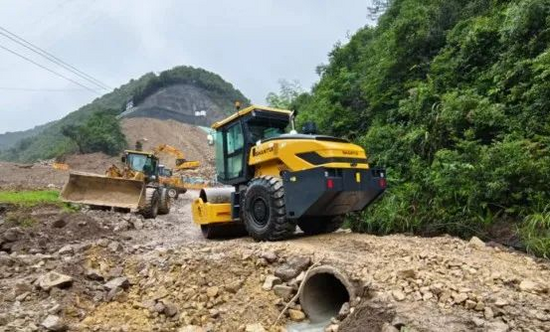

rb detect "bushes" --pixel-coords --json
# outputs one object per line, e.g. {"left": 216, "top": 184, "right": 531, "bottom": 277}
{"left": 298, "top": 0, "right": 550, "bottom": 257}
{"left": 61, "top": 110, "right": 126, "bottom": 156}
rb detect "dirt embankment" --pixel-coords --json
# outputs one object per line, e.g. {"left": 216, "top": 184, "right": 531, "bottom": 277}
{"left": 1, "top": 192, "right": 549, "bottom": 332}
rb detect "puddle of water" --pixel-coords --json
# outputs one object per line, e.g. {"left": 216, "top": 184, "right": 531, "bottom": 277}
{"left": 286, "top": 321, "right": 329, "bottom": 332}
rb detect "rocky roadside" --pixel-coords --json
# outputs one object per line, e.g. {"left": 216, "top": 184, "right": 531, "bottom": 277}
{"left": 1, "top": 195, "right": 550, "bottom": 332}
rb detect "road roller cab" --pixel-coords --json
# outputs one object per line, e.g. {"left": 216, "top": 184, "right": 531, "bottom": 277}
{"left": 192, "top": 105, "right": 387, "bottom": 240}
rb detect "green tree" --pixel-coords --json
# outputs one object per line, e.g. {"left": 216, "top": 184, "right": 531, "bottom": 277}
{"left": 266, "top": 80, "right": 304, "bottom": 109}
{"left": 297, "top": 0, "right": 550, "bottom": 257}
{"left": 61, "top": 110, "right": 127, "bottom": 156}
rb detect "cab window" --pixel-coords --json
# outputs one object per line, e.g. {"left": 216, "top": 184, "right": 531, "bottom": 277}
{"left": 226, "top": 123, "right": 244, "bottom": 179}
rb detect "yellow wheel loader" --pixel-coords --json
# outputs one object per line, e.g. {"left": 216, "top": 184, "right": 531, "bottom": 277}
{"left": 192, "top": 105, "right": 387, "bottom": 240}
{"left": 60, "top": 150, "right": 171, "bottom": 218}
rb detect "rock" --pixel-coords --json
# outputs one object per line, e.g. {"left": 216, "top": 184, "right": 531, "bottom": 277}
{"left": 519, "top": 280, "right": 544, "bottom": 293}
{"left": 85, "top": 269, "right": 104, "bottom": 281}
{"left": 108, "top": 241, "right": 123, "bottom": 252}
{"left": 494, "top": 298, "right": 508, "bottom": 307}
{"left": 484, "top": 307, "right": 494, "bottom": 319}
{"left": 262, "top": 275, "right": 282, "bottom": 291}
{"left": 381, "top": 323, "right": 399, "bottom": 332}
{"left": 57, "top": 245, "right": 73, "bottom": 255}
{"left": 39, "top": 272, "right": 73, "bottom": 291}
{"left": 0, "top": 255, "right": 14, "bottom": 267}
{"left": 14, "top": 280, "right": 32, "bottom": 296}
{"left": 397, "top": 269, "right": 417, "bottom": 279}
{"left": 245, "top": 323, "right": 266, "bottom": 332}
{"left": 325, "top": 324, "right": 339, "bottom": 332}
{"left": 153, "top": 301, "right": 166, "bottom": 313}
{"left": 178, "top": 326, "right": 206, "bottom": 332}
{"left": 225, "top": 280, "right": 243, "bottom": 294}
{"left": 288, "top": 309, "right": 306, "bottom": 322}
{"left": 338, "top": 302, "right": 350, "bottom": 319}
{"left": 274, "top": 266, "right": 299, "bottom": 281}
{"left": 274, "top": 256, "right": 311, "bottom": 281}
{"left": 468, "top": 236, "right": 485, "bottom": 249}
{"left": 41, "top": 315, "right": 66, "bottom": 331}
{"left": 465, "top": 300, "right": 477, "bottom": 310}
{"left": 392, "top": 290, "right": 406, "bottom": 301}
{"left": 287, "top": 256, "right": 311, "bottom": 272}
{"left": 104, "top": 277, "right": 130, "bottom": 290}
{"left": 273, "top": 285, "right": 294, "bottom": 300}
{"left": 486, "top": 321, "right": 509, "bottom": 332}
{"left": 260, "top": 251, "right": 278, "bottom": 263}
{"left": 439, "top": 291, "right": 452, "bottom": 303}
{"left": 206, "top": 286, "right": 219, "bottom": 298}
{"left": 452, "top": 293, "right": 468, "bottom": 304}
{"left": 162, "top": 301, "right": 178, "bottom": 317}
{"left": 3, "top": 228, "right": 21, "bottom": 242}
{"left": 131, "top": 218, "right": 144, "bottom": 230}
{"left": 474, "top": 301, "right": 485, "bottom": 311}
{"left": 472, "top": 317, "right": 485, "bottom": 327}
{"left": 51, "top": 217, "right": 67, "bottom": 229}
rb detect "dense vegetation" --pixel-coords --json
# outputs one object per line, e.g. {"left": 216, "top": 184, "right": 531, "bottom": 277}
{"left": 61, "top": 110, "right": 126, "bottom": 155}
{"left": 296, "top": 0, "right": 550, "bottom": 257}
{"left": 0, "top": 66, "right": 248, "bottom": 162}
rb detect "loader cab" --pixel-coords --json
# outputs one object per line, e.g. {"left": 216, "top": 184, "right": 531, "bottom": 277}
{"left": 122, "top": 151, "right": 159, "bottom": 178}
{"left": 212, "top": 106, "right": 292, "bottom": 185}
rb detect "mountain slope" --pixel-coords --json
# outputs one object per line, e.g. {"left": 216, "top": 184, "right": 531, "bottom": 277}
{"left": 0, "top": 66, "right": 248, "bottom": 162}
{"left": 0, "top": 121, "right": 53, "bottom": 151}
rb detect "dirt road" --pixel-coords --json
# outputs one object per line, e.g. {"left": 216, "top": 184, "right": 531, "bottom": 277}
{"left": 1, "top": 192, "right": 549, "bottom": 332}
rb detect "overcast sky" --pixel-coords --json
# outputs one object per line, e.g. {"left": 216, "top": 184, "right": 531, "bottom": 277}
{"left": 0, "top": 0, "right": 373, "bottom": 134}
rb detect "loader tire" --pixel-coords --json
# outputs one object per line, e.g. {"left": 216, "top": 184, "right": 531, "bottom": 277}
{"left": 298, "top": 215, "right": 344, "bottom": 235}
{"left": 167, "top": 188, "right": 178, "bottom": 199}
{"left": 141, "top": 188, "right": 159, "bottom": 219}
{"left": 242, "top": 176, "right": 295, "bottom": 241}
{"left": 158, "top": 188, "right": 171, "bottom": 215}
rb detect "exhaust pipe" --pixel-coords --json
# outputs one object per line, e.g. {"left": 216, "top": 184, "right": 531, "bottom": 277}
{"left": 298, "top": 265, "right": 357, "bottom": 323}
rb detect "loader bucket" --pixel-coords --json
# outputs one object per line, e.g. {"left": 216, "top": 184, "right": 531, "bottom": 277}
{"left": 60, "top": 172, "right": 145, "bottom": 209}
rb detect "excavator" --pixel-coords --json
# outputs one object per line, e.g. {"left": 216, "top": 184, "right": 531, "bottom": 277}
{"left": 60, "top": 150, "right": 170, "bottom": 218}
{"left": 153, "top": 144, "right": 200, "bottom": 198}
{"left": 192, "top": 105, "right": 386, "bottom": 240}
{"left": 153, "top": 144, "right": 200, "bottom": 171}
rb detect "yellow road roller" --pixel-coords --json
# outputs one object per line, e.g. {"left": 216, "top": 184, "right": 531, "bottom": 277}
{"left": 192, "top": 105, "right": 386, "bottom": 240}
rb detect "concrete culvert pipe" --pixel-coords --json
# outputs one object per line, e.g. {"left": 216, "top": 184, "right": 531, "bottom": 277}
{"left": 299, "top": 265, "right": 356, "bottom": 323}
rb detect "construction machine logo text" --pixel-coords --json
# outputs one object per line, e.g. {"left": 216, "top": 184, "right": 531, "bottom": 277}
{"left": 253, "top": 146, "right": 274, "bottom": 157}
{"left": 342, "top": 150, "right": 359, "bottom": 156}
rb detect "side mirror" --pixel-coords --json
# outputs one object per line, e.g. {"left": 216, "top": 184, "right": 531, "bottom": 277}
{"left": 207, "top": 134, "right": 214, "bottom": 146}
{"left": 121, "top": 156, "right": 126, "bottom": 163}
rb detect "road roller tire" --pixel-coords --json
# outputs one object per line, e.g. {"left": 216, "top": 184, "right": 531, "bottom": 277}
{"left": 298, "top": 216, "right": 344, "bottom": 235}
{"left": 141, "top": 188, "right": 159, "bottom": 219}
{"left": 158, "top": 188, "right": 171, "bottom": 215}
{"left": 242, "top": 176, "right": 296, "bottom": 241}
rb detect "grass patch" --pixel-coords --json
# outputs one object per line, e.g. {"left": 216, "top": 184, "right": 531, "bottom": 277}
{"left": 0, "top": 190, "right": 60, "bottom": 207}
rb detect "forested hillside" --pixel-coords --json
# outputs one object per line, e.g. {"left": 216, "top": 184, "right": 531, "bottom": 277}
{"left": 296, "top": 0, "right": 550, "bottom": 256}
{"left": 0, "top": 66, "right": 248, "bottom": 162}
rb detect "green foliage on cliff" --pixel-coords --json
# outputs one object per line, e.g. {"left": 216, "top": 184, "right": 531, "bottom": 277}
{"left": 297, "top": 0, "right": 550, "bottom": 257}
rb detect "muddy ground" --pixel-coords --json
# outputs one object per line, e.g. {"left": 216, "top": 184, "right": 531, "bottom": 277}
{"left": 1, "top": 192, "right": 549, "bottom": 332}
